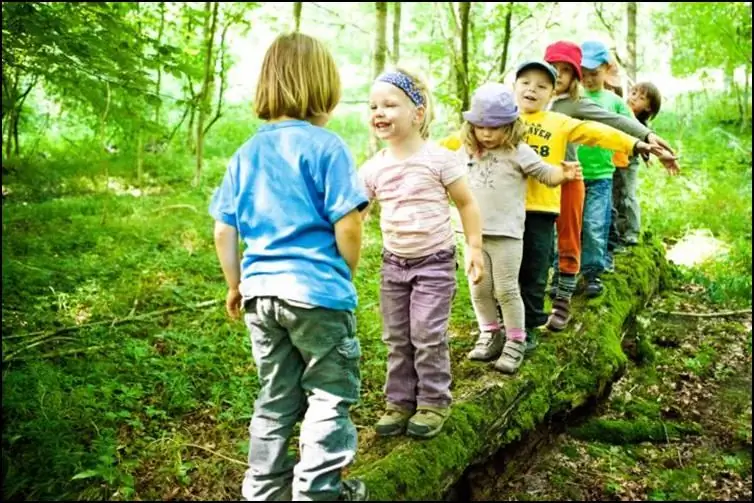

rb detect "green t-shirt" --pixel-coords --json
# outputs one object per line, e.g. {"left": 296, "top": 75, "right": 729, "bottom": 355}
{"left": 577, "top": 89, "right": 635, "bottom": 180}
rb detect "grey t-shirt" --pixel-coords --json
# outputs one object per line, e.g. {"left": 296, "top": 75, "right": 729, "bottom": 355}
{"left": 461, "top": 143, "right": 563, "bottom": 239}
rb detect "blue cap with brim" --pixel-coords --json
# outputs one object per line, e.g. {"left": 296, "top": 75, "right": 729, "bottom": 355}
{"left": 581, "top": 40, "right": 611, "bottom": 70}
{"left": 515, "top": 60, "right": 558, "bottom": 86}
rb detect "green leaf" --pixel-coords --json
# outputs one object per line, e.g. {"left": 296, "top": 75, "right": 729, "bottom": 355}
{"left": 71, "top": 469, "right": 100, "bottom": 481}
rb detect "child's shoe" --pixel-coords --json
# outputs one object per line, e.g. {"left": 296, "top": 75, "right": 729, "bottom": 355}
{"left": 585, "top": 277, "right": 604, "bottom": 298}
{"left": 340, "top": 479, "right": 369, "bottom": 501}
{"left": 494, "top": 338, "right": 527, "bottom": 374}
{"left": 524, "top": 329, "right": 539, "bottom": 354}
{"left": 375, "top": 403, "right": 414, "bottom": 437}
{"left": 545, "top": 298, "right": 572, "bottom": 332}
{"left": 547, "top": 285, "right": 558, "bottom": 299}
{"left": 406, "top": 405, "right": 451, "bottom": 439}
{"left": 467, "top": 330, "right": 504, "bottom": 361}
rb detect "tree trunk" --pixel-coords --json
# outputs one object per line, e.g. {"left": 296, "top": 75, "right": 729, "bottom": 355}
{"left": 373, "top": 2, "right": 388, "bottom": 78}
{"left": 155, "top": 1, "right": 166, "bottom": 125}
{"left": 100, "top": 81, "right": 111, "bottom": 192}
{"left": 744, "top": 64, "right": 751, "bottom": 129}
{"left": 369, "top": 2, "right": 389, "bottom": 156}
{"left": 293, "top": 2, "right": 302, "bottom": 32}
{"left": 204, "top": 20, "right": 230, "bottom": 136}
{"left": 391, "top": 2, "right": 401, "bottom": 65}
{"left": 195, "top": 1, "right": 219, "bottom": 186}
{"left": 499, "top": 2, "right": 513, "bottom": 79}
{"left": 136, "top": 130, "right": 144, "bottom": 187}
{"left": 459, "top": 2, "right": 471, "bottom": 114}
{"left": 626, "top": 2, "right": 637, "bottom": 85}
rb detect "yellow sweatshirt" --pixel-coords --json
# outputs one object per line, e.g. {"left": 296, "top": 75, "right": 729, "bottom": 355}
{"left": 439, "top": 110, "right": 639, "bottom": 214}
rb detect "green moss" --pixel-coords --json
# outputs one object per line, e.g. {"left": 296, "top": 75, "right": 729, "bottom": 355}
{"left": 347, "top": 238, "right": 671, "bottom": 500}
{"left": 567, "top": 418, "right": 702, "bottom": 444}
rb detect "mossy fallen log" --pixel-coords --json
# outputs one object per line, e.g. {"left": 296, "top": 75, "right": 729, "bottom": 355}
{"left": 567, "top": 418, "right": 702, "bottom": 445}
{"left": 347, "top": 233, "right": 671, "bottom": 501}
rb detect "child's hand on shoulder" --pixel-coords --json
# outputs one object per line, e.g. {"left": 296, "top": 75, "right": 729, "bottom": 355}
{"left": 560, "top": 161, "right": 582, "bottom": 181}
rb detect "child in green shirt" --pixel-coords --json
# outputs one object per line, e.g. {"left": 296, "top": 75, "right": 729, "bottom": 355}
{"left": 577, "top": 40, "right": 636, "bottom": 297}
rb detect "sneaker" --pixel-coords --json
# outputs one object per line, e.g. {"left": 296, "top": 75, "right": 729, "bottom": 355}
{"left": 341, "top": 479, "right": 369, "bottom": 501}
{"left": 467, "top": 330, "right": 504, "bottom": 361}
{"left": 545, "top": 297, "right": 572, "bottom": 332}
{"left": 585, "top": 277, "right": 604, "bottom": 298}
{"left": 494, "top": 338, "right": 527, "bottom": 374}
{"left": 375, "top": 403, "right": 414, "bottom": 437}
{"left": 406, "top": 405, "right": 451, "bottom": 439}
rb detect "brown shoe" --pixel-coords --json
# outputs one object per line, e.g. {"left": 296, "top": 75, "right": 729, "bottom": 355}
{"left": 545, "top": 298, "right": 572, "bottom": 332}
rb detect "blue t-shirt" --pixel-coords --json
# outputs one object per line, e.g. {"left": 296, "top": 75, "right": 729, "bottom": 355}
{"left": 208, "top": 119, "right": 369, "bottom": 312}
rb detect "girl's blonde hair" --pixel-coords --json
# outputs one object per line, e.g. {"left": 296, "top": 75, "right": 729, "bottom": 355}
{"left": 379, "top": 66, "right": 434, "bottom": 139}
{"left": 254, "top": 33, "right": 341, "bottom": 123}
{"left": 566, "top": 77, "right": 581, "bottom": 101}
{"left": 461, "top": 118, "right": 527, "bottom": 156}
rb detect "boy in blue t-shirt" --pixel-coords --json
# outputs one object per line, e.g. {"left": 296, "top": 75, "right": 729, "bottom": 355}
{"left": 209, "top": 33, "right": 369, "bottom": 502}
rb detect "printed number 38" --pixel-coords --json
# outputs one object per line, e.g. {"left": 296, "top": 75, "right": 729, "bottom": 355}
{"left": 531, "top": 145, "right": 550, "bottom": 158}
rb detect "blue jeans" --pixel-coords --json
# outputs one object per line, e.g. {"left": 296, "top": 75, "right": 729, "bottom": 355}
{"left": 582, "top": 179, "right": 613, "bottom": 279}
{"left": 242, "top": 297, "right": 361, "bottom": 501}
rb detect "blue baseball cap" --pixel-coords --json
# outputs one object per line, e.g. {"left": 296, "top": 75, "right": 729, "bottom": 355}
{"left": 515, "top": 60, "right": 558, "bottom": 86}
{"left": 581, "top": 40, "right": 611, "bottom": 70}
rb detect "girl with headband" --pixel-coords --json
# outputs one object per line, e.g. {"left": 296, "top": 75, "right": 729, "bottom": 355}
{"left": 359, "top": 67, "right": 484, "bottom": 439}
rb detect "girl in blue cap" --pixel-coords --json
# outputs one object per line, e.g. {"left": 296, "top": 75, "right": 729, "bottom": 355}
{"left": 457, "top": 82, "right": 582, "bottom": 373}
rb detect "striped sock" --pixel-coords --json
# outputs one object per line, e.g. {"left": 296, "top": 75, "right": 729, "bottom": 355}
{"left": 556, "top": 273, "right": 578, "bottom": 301}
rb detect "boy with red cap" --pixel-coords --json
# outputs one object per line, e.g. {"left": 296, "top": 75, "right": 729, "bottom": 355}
{"left": 541, "top": 40, "right": 679, "bottom": 330}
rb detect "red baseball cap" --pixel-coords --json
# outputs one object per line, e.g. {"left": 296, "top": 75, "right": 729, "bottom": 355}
{"left": 544, "top": 41, "right": 582, "bottom": 80}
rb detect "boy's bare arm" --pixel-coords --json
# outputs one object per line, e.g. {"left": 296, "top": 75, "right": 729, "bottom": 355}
{"left": 334, "top": 208, "right": 363, "bottom": 278}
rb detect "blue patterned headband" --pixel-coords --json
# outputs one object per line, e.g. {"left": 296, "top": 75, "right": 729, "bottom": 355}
{"left": 376, "top": 71, "right": 425, "bottom": 106}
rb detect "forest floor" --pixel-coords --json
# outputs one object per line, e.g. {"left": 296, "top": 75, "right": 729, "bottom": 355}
{"left": 467, "top": 283, "right": 752, "bottom": 501}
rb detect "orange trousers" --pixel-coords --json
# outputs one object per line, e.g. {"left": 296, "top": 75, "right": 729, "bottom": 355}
{"left": 556, "top": 179, "right": 585, "bottom": 275}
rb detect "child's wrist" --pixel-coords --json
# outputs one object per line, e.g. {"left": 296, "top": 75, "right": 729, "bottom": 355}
{"left": 466, "top": 235, "right": 483, "bottom": 249}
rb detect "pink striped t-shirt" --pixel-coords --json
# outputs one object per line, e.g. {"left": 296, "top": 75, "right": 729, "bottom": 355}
{"left": 359, "top": 141, "right": 466, "bottom": 258}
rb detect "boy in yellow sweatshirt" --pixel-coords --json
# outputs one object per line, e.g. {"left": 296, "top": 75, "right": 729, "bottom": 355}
{"left": 440, "top": 60, "right": 656, "bottom": 352}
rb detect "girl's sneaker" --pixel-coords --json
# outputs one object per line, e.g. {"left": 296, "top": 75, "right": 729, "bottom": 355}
{"left": 375, "top": 403, "right": 414, "bottom": 437}
{"left": 467, "top": 330, "right": 504, "bottom": 361}
{"left": 494, "top": 338, "right": 527, "bottom": 374}
{"left": 406, "top": 405, "right": 451, "bottom": 439}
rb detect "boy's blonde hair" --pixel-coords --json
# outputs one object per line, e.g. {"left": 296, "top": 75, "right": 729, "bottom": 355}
{"left": 380, "top": 66, "right": 434, "bottom": 139}
{"left": 255, "top": 33, "right": 341, "bottom": 123}
{"left": 461, "top": 118, "right": 527, "bottom": 156}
